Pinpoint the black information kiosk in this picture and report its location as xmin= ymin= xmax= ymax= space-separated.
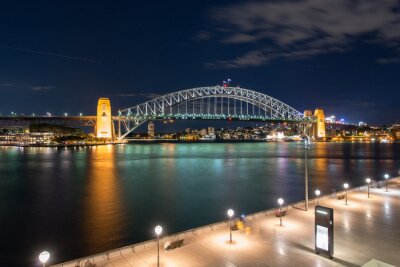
xmin=315 ymin=206 xmax=334 ymax=258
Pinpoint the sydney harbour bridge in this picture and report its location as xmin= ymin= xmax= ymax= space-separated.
xmin=0 ymin=85 xmax=318 ymax=140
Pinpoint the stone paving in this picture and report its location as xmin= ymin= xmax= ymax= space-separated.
xmin=53 ymin=179 xmax=400 ymax=267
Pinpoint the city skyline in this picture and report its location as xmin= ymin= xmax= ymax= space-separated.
xmin=1 ymin=0 xmax=400 ymax=124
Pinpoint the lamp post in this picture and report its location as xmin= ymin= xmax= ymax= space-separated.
xmin=227 ymin=209 xmax=234 ymax=243
xmin=343 ymin=183 xmax=349 ymax=205
xmin=278 ymin=198 xmax=284 ymax=226
xmin=366 ymin=178 xmax=371 ymax=198
xmin=38 ymin=251 xmax=50 ymax=267
xmin=304 ymin=138 xmax=310 ymax=211
xmin=154 ymin=225 xmax=162 ymax=267
xmin=384 ymin=173 xmax=389 ymax=192
xmin=315 ymin=189 xmax=321 ymax=206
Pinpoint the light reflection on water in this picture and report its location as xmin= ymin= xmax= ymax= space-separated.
xmin=0 ymin=142 xmax=399 ymax=267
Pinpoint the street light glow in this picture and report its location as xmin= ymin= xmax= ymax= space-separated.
xmin=154 ymin=225 xmax=162 ymax=235
xmin=384 ymin=173 xmax=389 ymax=179
xmin=315 ymin=189 xmax=321 ymax=196
xmin=343 ymin=183 xmax=349 ymax=189
xmin=278 ymin=198 xmax=284 ymax=205
xmin=227 ymin=209 xmax=234 ymax=217
xmin=366 ymin=178 xmax=371 ymax=184
xmin=39 ymin=251 xmax=50 ymax=264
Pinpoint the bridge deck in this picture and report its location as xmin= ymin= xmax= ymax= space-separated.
xmin=51 ymin=178 xmax=400 ymax=267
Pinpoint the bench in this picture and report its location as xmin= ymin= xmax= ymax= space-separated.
xmin=164 ymin=239 xmax=184 ymax=251
xmin=275 ymin=209 xmax=287 ymax=217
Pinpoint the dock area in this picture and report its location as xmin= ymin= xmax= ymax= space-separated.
xmin=52 ymin=178 xmax=400 ymax=267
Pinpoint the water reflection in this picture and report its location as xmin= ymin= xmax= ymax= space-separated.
xmin=0 ymin=142 xmax=399 ymax=267
xmin=83 ymin=145 xmax=125 ymax=251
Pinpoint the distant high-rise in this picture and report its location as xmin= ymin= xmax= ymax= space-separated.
xmin=148 ymin=121 xmax=155 ymax=138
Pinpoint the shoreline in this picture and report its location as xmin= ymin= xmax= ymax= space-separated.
xmin=0 ymin=139 xmax=398 ymax=147
xmin=0 ymin=141 xmax=127 ymax=148
xmin=1 ymin=139 xmax=398 ymax=147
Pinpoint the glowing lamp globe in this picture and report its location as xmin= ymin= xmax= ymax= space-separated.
xmin=277 ymin=198 xmax=284 ymax=206
xmin=343 ymin=183 xmax=349 ymax=189
xmin=366 ymin=178 xmax=371 ymax=184
xmin=315 ymin=189 xmax=321 ymax=196
xmin=39 ymin=251 xmax=50 ymax=264
xmin=154 ymin=225 xmax=162 ymax=236
xmin=227 ymin=209 xmax=234 ymax=218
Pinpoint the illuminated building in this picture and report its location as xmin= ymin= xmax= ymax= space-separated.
xmin=200 ymin=128 xmax=207 ymax=137
xmin=96 ymin=98 xmax=115 ymax=139
xmin=303 ymin=110 xmax=313 ymax=118
xmin=148 ymin=121 xmax=155 ymax=138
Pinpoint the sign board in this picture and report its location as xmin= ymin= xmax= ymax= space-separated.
xmin=315 ymin=206 xmax=334 ymax=258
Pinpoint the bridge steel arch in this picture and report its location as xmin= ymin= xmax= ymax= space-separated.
xmin=118 ymin=86 xmax=305 ymax=139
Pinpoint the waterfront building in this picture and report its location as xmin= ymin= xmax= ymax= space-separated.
xmin=200 ymin=128 xmax=207 ymax=137
xmin=148 ymin=121 xmax=155 ymax=138
xmin=0 ymin=132 xmax=54 ymax=146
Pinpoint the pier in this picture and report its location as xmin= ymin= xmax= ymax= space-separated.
xmin=51 ymin=177 xmax=400 ymax=267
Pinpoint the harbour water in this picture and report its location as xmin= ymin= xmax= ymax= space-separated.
xmin=0 ymin=142 xmax=399 ymax=266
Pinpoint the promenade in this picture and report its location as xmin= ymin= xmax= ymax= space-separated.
xmin=52 ymin=178 xmax=400 ymax=267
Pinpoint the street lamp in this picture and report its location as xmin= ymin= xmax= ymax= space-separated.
xmin=343 ymin=183 xmax=349 ymax=205
xmin=384 ymin=173 xmax=390 ymax=192
xmin=304 ymin=138 xmax=311 ymax=211
xmin=278 ymin=198 xmax=284 ymax=226
xmin=366 ymin=178 xmax=371 ymax=198
xmin=38 ymin=251 xmax=50 ymax=267
xmin=227 ymin=209 xmax=234 ymax=243
xmin=315 ymin=189 xmax=321 ymax=206
xmin=154 ymin=225 xmax=162 ymax=267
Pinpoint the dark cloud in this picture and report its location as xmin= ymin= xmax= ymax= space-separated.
xmin=206 ymin=0 xmax=400 ymax=68
xmin=193 ymin=30 xmax=213 ymax=41
xmin=0 ymin=45 xmax=102 ymax=64
xmin=115 ymin=93 xmax=162 ymax=99
xmin=376 ymin=56 xmax=400 ymax=64
xmin=2 ymin=83 xmax=13 ymax=87
xmin=31 ymin=86 xmax=55 ymax=91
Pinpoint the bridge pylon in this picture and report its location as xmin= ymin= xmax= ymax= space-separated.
xmin=96 ymin=98 xmax=115 ymax=139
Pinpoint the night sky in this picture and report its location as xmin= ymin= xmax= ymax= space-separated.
xmin=1 ymin=0 xmax=399 ymax=125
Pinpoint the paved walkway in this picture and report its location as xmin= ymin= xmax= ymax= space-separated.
xmin=53 ymin=179 xmax=400 ymax=267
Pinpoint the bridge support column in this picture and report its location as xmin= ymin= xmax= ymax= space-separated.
xmin=96 ymin=98 xmax=115 ymax=140
xmin=314 ymin=108 xmax=326 ymax=140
